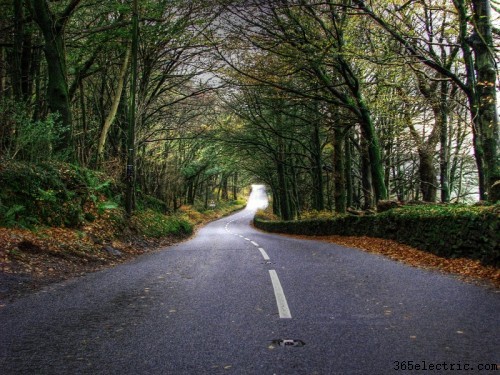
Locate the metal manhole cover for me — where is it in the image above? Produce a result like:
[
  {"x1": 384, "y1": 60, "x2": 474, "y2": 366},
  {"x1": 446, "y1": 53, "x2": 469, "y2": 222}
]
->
[{"x1": 271, "y1": 339, "x2": 306, "y2": 347}]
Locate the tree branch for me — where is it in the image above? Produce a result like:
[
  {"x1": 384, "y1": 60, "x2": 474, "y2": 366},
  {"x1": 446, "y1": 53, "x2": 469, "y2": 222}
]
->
[{"x1": 352, "y1": 0, "x2": 471, "y2": 96}]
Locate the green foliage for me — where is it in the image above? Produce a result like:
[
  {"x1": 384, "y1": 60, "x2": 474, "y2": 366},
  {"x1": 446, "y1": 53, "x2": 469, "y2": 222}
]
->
[
  {"x1": 0, "y1": 204, "x2": 27, "y2": 227},
  {"x1": 255, "y1": 208, "x2": 279, "y2": 221},
  {"x1": 97, "y1": 201, "x2": 119, "y2": 215},
  {"x1": 299, "y1": 210, "x2": 342, "y2": 220},
  {"x1": 255, "y1": 205, "x2": 500, "y2": 266},
  {"x1": 131, "y1": 209, "x2": 193, "y2": 238},
  {"x1": 136, "y1": 193, "x2": 169, "y2": 213},
  {"x1": 0, "y1": 160, "x2": 117, "y2": 228},
  {"x1": 0, "y1": 100, "x2": 66, "y2": 162},
  {"x1": 180, "y1": 199, "x2": 246, "y2": 224},
  {"x1": 16, "y1": 113, "x2": 65, "y2": 162},
  {"x1": 193, "y1": 199, "x2": 246, "y2": 215},
  {"x1": 0, "y1": 159, "x2": 243, "y2": 240},
  {"x1": 231, "y1": 199, "x2": 247, "y2": 206}
]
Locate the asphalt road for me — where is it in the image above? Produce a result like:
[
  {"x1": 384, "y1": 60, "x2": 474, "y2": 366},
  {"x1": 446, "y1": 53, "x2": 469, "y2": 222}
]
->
[{"x1": 1, "y1": 186, "x2": 499, "y2": 374}]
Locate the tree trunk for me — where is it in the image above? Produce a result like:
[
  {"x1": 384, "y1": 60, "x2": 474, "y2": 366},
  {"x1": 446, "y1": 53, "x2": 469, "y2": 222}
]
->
[
  {"x1": 289, "y1": 152, "x2": 300, "y2": 218},
  {"x1": 232, "y1": 172, "x2": 238, "y2": 200},
  {"x1": 126, "y1": 0, "x2": 138, "y2": 216},
  {"x1": 454, "y1": 0, "x2": 498, "y2": 200},
  {"x1": 20, "y1": 20, "x2": 33, "y2": 101},
  {"x1": 32, "y1": 47, "x2": 43, "y2": 122},
  {"x1": 78, "y1": 81, "x2": 88, "y2": 165},
  {"x1": 345, "y1": 132, "x2": 353, "y2": 208},
  {"x1": 439, "y1": 81, "x2": 451, "y2": 203},
  {"x1": 28, "y1": 0, "x2": 77, "y2": 154},
  {"x1": 97, "y1": 45, "x2": 131, "y2": 165},
  {"x1": 221, "y1": 174, "x2": 229, "y2": 200},
  {"x1": 412, "y1": 73, "x2": 443, "y2": 203},
  {"x1": 12, "y1": 0, "x2": 23, "y2": 100},
  {"x1": 333, "y1": 129, "x2": 346, "y2": 213},
  {"x1": 187, "y1": 179, "x2": 195, "y2": 205},
  {"x1": 384, "y1": 135, "x2": 392, "y2": 195},
  {"x1": 276, "y1": 145, "x2": 291, "y2": 220},
  {"x1": 360, "y1": 133, "x2": 374, "y2": 209},
  {"x1": 271, "y1": 184, "x2": 279, "y2": 216},
  {"x1": 204, "y1": 177, "x2": 210, "y2": 209},
  {"x1": 418, "y1": 149, "x2": 438, "y2": 202},
  {"x1": 358, "y1": 102, "x2": 388, "y2": 202},
  {"x1": 0, "y1": 47, "x2": 5, "y2": 99},
  {"x1": 310, "y1": 122, "x2": 324, "y2": 211},
  {"x1": 470, "y1": 0, "x2": 499, "y2": 200}
]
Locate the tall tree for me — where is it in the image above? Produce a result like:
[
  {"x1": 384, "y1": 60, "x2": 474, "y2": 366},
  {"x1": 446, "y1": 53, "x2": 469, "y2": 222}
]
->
[
  {"x1": 353, "y1": 0, "x2": 499, "y2": 200},
  {"x1": 126, "y1": 0, "x2": 138, "y2": 216},
  {"x1": 97, "y1": 44, "x2": 131, "y2": 165},
  {"x1": 468, "y1": 0, "x2": 499, "y2": 199},
  {"x1": 24, "y1": 0, "x2": 82, "y2": 154},
  {"x1": 217, "y1": 0, "x2": 388, "y2": 205}
]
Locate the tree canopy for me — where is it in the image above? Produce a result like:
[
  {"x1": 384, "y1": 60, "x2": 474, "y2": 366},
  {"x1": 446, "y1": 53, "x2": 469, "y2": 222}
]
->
[{"x1": 0, "y1": 0, "x2": 498, "y2": 219}]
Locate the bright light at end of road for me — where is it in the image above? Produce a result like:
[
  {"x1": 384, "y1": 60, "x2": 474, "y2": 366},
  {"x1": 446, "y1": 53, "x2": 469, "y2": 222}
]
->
[{"x1": 246, "y1": 184, "x2": 268, "y2": 210}]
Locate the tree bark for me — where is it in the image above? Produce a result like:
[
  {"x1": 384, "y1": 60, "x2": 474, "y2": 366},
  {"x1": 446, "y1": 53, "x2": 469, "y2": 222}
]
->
[
  {"x1": 187, "y1": 179, "x2": 195, "y2": 205},
  {"x1": 12, "y1": 0, "x2": 23, "y2": 100},
  {"x1": 333, "y1": 129, "x2": 346, "y2": 213},
  {"x1": 8, "y1": 0, "x2": 34, "y2": 153},
  {"x1": 232, "y1": 172, "x2": 238, "y2": 200},
  {"x1": 360, "y1": 132, "x2": 374, "y2": 209},
  {"x1": 311, "y1": 122, "x2": 324, "y2": 211},
  {"x1": 221, "y1": 174, "x2": 229, "y2": 200},
  {"x1": 359, "y1": 114, "x2": 387, "y2": 204},
  {"x1": 418, "y1": 149, "x2": 438, "y2": 202},
  {"x1": 439, "y1": 80, "x2": 451, "y2": 203},
  {"x1": 345, "y1": 130, "x2": 353, "y2": 208},
  {"x1": 470, "y1": 0, "x2": 499, "y2": 199},
  {"x1": 97, "y1": 45, "x2": 131, "y2": 165},
  {"x1": 126, "y1": 0, "x2": 138, "y2": 216},
  {"x1": 276, "y1": 142, "x2": 291, "y2": 220},
  {"x1": 26, "y1": 0, "x2": 82, "y2": 155},
  {"x1": 356, "y1": 0, "x2": 498, "y2": 200},
  {"x1": 412, "y1": 75, "x2": 442, "y2": 202}
]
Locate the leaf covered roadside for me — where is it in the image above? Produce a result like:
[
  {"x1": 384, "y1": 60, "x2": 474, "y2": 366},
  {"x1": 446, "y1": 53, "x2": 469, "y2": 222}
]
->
[
  {"x1": 0, "y1": 219, "x2": 173, "y2": 303},
  {"x1": 0, "y1": 201, "x2": 246, "y2": 304},
  {"x1": 285, "y1": 234, "x2": 500, "y2": 289}
]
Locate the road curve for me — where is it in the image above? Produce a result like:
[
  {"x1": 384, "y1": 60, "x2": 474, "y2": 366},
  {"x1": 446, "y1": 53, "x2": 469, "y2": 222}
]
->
[{"x1": 1, "y1": 186, "x2": 499, "y2": 374}]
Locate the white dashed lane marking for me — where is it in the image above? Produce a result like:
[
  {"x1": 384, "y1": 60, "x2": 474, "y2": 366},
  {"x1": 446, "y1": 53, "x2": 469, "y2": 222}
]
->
[
  {"x1": 225, "y1": 214, "x2": 292, "y2": 319},
  {"x1": 269, "y1": 270, "x2": 292, "y2": 319},
  {"x1": 258, "y1": 248, "x2": 270, "y2": 261},
  {"x1": 225, "y1": 218, "x2": 269, "y2": 261}
]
